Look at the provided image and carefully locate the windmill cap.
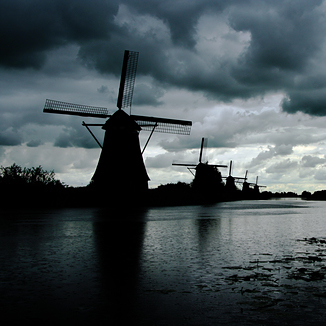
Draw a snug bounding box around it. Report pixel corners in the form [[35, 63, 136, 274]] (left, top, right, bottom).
[[103, 110, 141, 131]]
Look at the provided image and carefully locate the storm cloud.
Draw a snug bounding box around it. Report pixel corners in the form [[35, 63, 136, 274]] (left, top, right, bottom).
[[2, 0, 326, 116]]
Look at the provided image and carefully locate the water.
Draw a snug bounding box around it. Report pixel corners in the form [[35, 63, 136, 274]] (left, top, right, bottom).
[[1, 199, 326, 325]]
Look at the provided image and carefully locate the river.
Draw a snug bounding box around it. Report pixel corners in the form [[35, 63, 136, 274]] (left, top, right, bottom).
[[1, 199, 326, 325]]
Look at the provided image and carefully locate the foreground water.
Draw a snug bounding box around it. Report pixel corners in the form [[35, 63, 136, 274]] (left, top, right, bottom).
[[1, 199, 326, 325]]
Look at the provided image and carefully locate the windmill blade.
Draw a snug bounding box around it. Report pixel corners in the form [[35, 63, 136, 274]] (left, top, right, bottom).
[[132, 115, 192, 135], [210, 164, 228, 168], [43, 99, 110, 118], [199, 138, 208, 163], [172, 162, 197, 166], [117, 50, 139, 112], [199, 138, 204, 163], [229, 160, 232, 176]]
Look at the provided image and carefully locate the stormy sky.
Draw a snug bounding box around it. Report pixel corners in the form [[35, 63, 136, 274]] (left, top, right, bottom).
[[2, 0, 326, 193]]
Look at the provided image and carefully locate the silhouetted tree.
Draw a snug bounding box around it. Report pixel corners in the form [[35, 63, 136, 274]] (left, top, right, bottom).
[[0, 163, 62, 188]]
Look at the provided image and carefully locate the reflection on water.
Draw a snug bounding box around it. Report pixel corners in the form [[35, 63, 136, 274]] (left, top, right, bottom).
[[1, 199, 326, 324]]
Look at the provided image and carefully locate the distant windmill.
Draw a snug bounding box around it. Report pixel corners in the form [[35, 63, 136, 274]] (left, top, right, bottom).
[[224, 161, 247, 191], [172, 138, 227, 175], [173, 138, 227, 195], [252, 176, 266, 194], [242, 172, 266, 196], [241, 170, 250, 192], [43, 50, 192, 197]]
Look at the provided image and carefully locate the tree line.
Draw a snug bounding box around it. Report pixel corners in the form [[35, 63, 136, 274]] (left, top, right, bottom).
[[0, 163, 63, 188]]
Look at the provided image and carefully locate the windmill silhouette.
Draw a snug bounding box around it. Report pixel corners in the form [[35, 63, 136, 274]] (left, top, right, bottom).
[[173, 138, 227, 196], [43, 50, 192, 199], [241, 172, 266, 198], [252, 176, 266, 194], [224, 160, 247, 192], [173, 138, 227, 174], [241, 170, 250, 192]]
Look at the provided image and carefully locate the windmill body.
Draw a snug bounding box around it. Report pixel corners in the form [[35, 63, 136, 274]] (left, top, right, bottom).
[[43, 50, 192, 200], [91, 109, 149, 194]]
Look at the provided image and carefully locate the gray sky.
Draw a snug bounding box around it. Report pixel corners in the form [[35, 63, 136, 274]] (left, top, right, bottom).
[[2, 0, 326, 193]]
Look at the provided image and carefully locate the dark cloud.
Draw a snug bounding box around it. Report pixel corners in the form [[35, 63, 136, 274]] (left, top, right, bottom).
[[133, 83, 164, 106], [97, 85, 110, 94], [282, 91, 326, 116], [2, 0, 326, 121], [0, 128, 22, 146], [0, 0, 118, 69], [230, 0, 324, 72], [54, 126, 103, 149], [26, 139, 43, 147]]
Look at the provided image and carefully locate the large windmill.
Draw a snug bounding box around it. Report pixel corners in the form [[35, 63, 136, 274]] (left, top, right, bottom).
[[43, 50, 192, 198], [173, 138, 227, 195]]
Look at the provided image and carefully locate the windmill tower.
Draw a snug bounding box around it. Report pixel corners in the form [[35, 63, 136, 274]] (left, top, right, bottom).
[[173, 138, 227, 198], [43, 50, 192, 200], [241, 170, 249, 193]]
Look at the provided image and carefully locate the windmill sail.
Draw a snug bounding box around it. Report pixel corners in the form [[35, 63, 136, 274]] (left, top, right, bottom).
[[117, 50, 139, 112], [132, 115, 192, 135], [43, 99, 110, 118]]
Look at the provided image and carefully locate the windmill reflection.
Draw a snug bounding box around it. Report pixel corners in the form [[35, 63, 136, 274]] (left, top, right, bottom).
[[92, 207, 148, 324]]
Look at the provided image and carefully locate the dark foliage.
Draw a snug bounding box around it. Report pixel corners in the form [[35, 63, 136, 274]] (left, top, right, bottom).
[[0, 163, 65, 208], [0, 163, 63, 188]]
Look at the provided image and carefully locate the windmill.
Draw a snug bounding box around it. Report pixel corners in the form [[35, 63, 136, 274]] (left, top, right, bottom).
[[241, 170, 250, 192], [252, 176, 266, 194], [172, 138, 227, 195], [43, 50, 192, 199], [241, 172, 266, 198], [224, 161, 247, 192]]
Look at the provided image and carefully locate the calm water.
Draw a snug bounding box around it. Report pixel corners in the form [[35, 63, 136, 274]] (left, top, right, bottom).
[[1, 199, 326, 325]]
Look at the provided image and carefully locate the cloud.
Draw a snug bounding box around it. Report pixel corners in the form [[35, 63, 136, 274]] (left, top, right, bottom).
[[0, 128, 22, 146], [54, 127, 103, 149], [282, 90, 326, 116], [133, 83, 164, 106], [0, 0, 118, 69], [97, 85, 110, 94], [301, 155, 326, 167], [266, 159, 298, 174], [314, 169, 326, 180], [26, 139, 43, 147], [2, 0, 326, 118], [248, 144, 293, 168]]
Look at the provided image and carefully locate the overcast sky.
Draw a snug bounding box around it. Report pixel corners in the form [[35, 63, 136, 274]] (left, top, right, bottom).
[[2, 0, 326, 194]]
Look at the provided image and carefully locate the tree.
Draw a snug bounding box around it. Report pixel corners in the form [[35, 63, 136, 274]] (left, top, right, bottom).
[[0, 163, 63, 188]]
